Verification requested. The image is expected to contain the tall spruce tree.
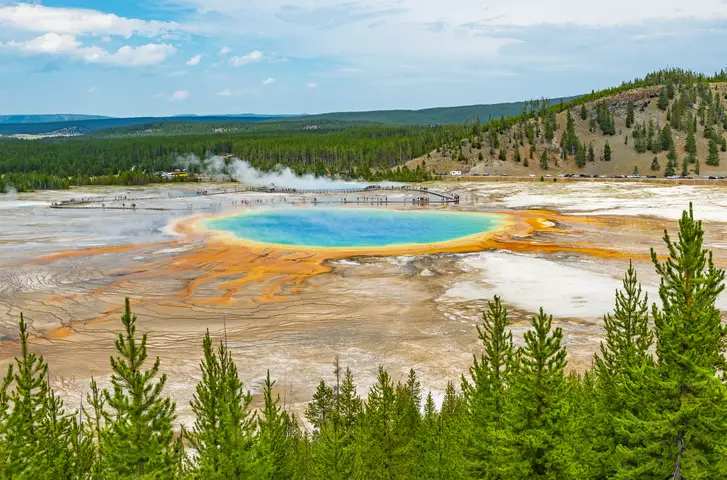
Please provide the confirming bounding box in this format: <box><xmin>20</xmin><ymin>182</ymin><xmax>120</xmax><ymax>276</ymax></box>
<box><xmin>594</xmin><ymin>263</ymin><xmax>654</xmax><ymax>476</ymax></box>
<box><xmin>625</xmin><ymin>205</ymin><xmax>727</xmax><ymax>478</ymax></box>
<box><xmin>253</xmin><ymin>370</ymin><xmax>298</xmax><ymax>479</ymax></box>
<box><xmin>463</xmin><ymin>296</ymin><xmax>515</xmax><ymax>477</ymax></box>
<box><xmin>4</xmin><ymin>314</ymin><xmax>50</xmax><ymax>477</ymax></box>
<box><xmin>189</xmin><ymin>330</ymin><xmax>255</xmax><ymax>479</ymax></box>
<box><xmin>500</xmin><ymin>308</ymin><xmax>580</xmax><ymax>479</ymax></box>
<box><xmin>102</xmin><ymin>298</ymin><xmax>179</xmax><ymax>479</ymax></box>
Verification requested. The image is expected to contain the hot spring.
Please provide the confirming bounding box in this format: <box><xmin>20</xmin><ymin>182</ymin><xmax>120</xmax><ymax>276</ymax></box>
<box><xmin>203</xmin><ymin>208</ymin><xmax>503</xmax><ymax>248</ymax></box>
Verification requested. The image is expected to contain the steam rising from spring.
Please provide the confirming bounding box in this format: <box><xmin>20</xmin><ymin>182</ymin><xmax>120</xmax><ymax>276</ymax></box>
<box><xmin>176</xmin><ymin>154</ymin><xmax>376</xmax><ymax>190</ymax></box>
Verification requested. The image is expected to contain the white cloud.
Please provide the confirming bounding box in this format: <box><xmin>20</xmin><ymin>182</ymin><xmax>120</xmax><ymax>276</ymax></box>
<box><xmin>219</xmin><ymin>45</ymin><xmax>232</xmax><ymax>55</ymax></box>
<box><xmin>217</xmin><ymin>89</ymin><xmax>233</xmax><ymax>96</ymax></box>
<box><xmin>306</xmin><ymin>82</ymin><xmax>318</xmax><ymax>89</ymax></box>
<box><xmin>3</xmin><ymin>34</ymin><xmax>176</xmax><ymax>67</ymax></box>
<box><xmin>262</xmin><ymin>77</ymin><xmax>275</xmax><ymax>85</ymax></box>
<box><xmin>0</xmin><ymin>4</ymin><xmax>177</xmax><ymax>38</ymax></box>
<box><xmin>169</xmin><ymin>90</ymin><xmax>190</xmax><ymax>101</ymax></box>
<box><xmin>7</xmin><ymin>32</ymin><xmax>80</xmax><ymax>54</ymax></box>
<box><xmin>186</xmin><ymin>53</ymin><xmax>202</xmax><ymax>66</ymax></box>
<box><xmin>229</xmin><ymin>50</ymin><xmax>263</xmax><ymax>66</ymax></box>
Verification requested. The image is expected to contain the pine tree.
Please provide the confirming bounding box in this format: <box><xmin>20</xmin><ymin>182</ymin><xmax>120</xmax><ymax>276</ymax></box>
<box><xmin>721</xmin><ymin>136</ymin><xmax>727</xmax><ymax>152</ymax></box>
<box><xmin>664</xmin><ymin>158</ymin><xmax>676</xmax><ymax>177</ymax></box>
<box><xmin>354</xmin><ymin>366</ymin><xmax>415</xmax><ymax>479</ymax></box>
<box><xmin>594</xmin><ymin>263</ymin><xmax>654</xmax><ymax>476</ymax></box>
<box><xmin>651</xmin><ymin>156</ymin><xmax>660</xmax><ymax>171</ymax></box>
<box><xmin>575</xmin><ymin>141</ymin><xmax>586</xmax><ymax>168</ymax></box>
<box><xmin>539</xmin><ymin>149</ymin><xmax>548</xmax><ymax>170</ymax></box>
<box><xmin>464</xmin><ymin>296</ymin><xmax>515</xmax><ymax>477</ymax></box>
<box><xmin>681</xmin><ymin>157</ymin><xmax>689</xmax><ymax>176</ymax></box>
<box><xmin>498</xmin><ymin>149</ymin><xmax>506</xmax><ymax>161</ymax></box>
<box><xmin>707</xmin><ymin>139</ymin><xmax>720</xmax><ymax>166</ymax></box>
<box><xmin>625</xmin><ymin>205</ymin><xmax>727</xmax><ymax>478</ymax></box>
<box><xmin>102</xmin><ymin>298</ymin><xmax>179</xmax><ymax>479</ymax></box>
<box><xmin>499</xmin><ymin>309</ymin><xmax>580</xmax><ymax>478</ymax></box>
<box><xmin>658</xmin><ymin>88</ymin><xmax>669</xmax><ymax>111</ymax></box>
<box><xmin>626</xmin><ymin>101</ymin><xmax>635</xmax><ymax>128</ymax></box>
<box><xmin>189</xmin><ymin>330</ymin><xmax>255</xmax><ymax>479</ymax></box>
<box><xmin>686</xmin><ymin>121</ymin><xmax>697</xmax><ymax>163</ymax></box>
<box><xmin>83</xmin><ymin>378</ymin><xmax>107</xmax><ymax>477</ymax></box>
<box><xmin>604</xmin><ymin>141</ymin><xmax>612</xmax><ymax>161</ymax></box>
<box><xmin>420</xmin><ymin>384</ymin><xmax>466</xmax><ymax>479</ymax></box>
<box><xmin>4</xmin><ymin>314</ymin><xmax>50</xmax><ymax>477</ymax></box>
<box><xmin>580</xmin><ymin>103</ymin><xmax>587</xmax><ymax>120</ymax></box>
<box><xmin>588</xmin><ymin>143</ymin><xmax>595</xmax><ymax>162</ymax></box>
<box><xmin>253</xmin><ymin>370</ymin><xmax>297</xmax><ymax>479</ymax></box>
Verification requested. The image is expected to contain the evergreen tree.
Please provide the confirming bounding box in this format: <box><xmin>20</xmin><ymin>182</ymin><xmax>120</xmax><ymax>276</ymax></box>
<box><xmin>499</xmin><ymin>309</ymin><xmax>580</xmax><ymax>478</ymax></box>
<box><xmin>498</xmin><ymin>149</ymin><xmax>506</xmax><ymax>161</ymax></box>
<box><xmin>253</xmin><ymin>371</ymin><xmax>297</xmax><ymax>479</ymax></box>
<box><xmin>420</xmin><ymin>384</ymin><xmax>467</xmax><ymax>479</ymax></box>
<box><xmin>189</xmin><ymin>330</ymin><xmax>255</xmax><ymax>479</ymax></box>
<box><xmin>721</xmin><ymin>136</ymin><xmax>727</xmax><ymax>152</ymax></box>
<box><xmin>658</xmin><ymin>88</ymin><xmax>669</xmax><ymax>111</ymax></box>
<box><xmin>651</xmin><ymin>156</ymin><xmax>660</xmax><ymax>171</ymax></box>
<box><xmin>464</xmin><ymin>296</ymin><xmax>515</xmax><ymax>477</ymax></box>
<box><xmin>625</xmin><ymin>205</ymin><xmax>727</xmax><ymax>478</ymax></box>
<box><xmin>681</xmin><ymin>157</ymin><xmax>689</xmax><ymax>177</ymax></box>
<box><xmin>353</xmin><ymin>367</ymin><xmax>404</xmax><ymax>479</ymax></box>
<box><xmin>707</xmin><ymin>139</ymin><xmax>720</xmax><ymax>166</ymax></box>
<box><xmin>580</xmin><ymin>103</ymin><xmax>587</xmax><ymax>120</ymax></box>
<box><xmin>626</xmin><ymin>101</ymin><xmax>635</xmax><ymax>128</ymax></box>
<box><xmin>575</xmin><ymin>141</ymin><xmax>586</xmax><ymax>168</ymax></box>
<box><xmin>540</xmin><ymin>149</ymin><xmax>548</xmax><ymax>170</ymax></box>
<box><xmin>588</xmin><ymin>143</ymin><xmax>595</xmax><ymax>162</ymax></box>
<box><xmin>604</xmin><ymin>141</ymin><xmax>612</xmax><ymax>161</ymax></box>
<box><xmin>4</xmin><ymin>314</ymin><xmax>50</xmax><ymax>477</ymax></box>
<box><xmin>102</xmin><ymin>298</ymin><xmax>179</xmax><ymax>479</ymax></box>
<box><xmin>686</xmin><ymin>121</ymin><xmax>697</xmax><ymax>163</ymax></box>
<box><xmin>594</xmin><ymin>263</ymin><xmax>654</xmax><ymax>476</ymax></box>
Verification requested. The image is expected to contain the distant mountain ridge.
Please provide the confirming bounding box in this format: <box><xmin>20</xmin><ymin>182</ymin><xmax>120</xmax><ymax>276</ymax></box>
<box><xmin>0</xmin><ymin>114</ymin><xmax>110</xmax><ymax>124</ymax></box>
<box><xmin>293</xmin><ymin>98</ymin><xmax>578</xmax><ymax>125</ymax></box>
<box><xmin>0</xmin><ymin>98</ymin><xmax>578</xmax><ymax>136</ymax></box>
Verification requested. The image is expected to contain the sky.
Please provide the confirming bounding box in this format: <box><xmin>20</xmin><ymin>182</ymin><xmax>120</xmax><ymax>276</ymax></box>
<box><xmin>0</xmin><ymin>1</ymin><xmax>726</xmax><ymax>116</ymax></box>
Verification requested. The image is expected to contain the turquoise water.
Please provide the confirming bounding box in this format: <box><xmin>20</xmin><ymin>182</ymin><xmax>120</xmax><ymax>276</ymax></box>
<box><xmin>204</xmin><ymin>208</ymin><xmax>501</xmax><ymax>248</ymax></box>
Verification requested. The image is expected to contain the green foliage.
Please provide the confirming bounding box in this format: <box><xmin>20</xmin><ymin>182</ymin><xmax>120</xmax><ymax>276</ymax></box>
<box><xmin>604</xmin><ymin>141</ymin><xmax>612</xmax><ymax>161</ymax></box>
<box><xmin>658</xmin><ymin>88</ymin><xmax>670</xmax><ymax>111</ymax></box>
<box><xmin>188</xmin><ymin>330</ymin><xmax>255</xmax><ymax>479</ymax></box>
<box><xmin>103</xmin><ymin>298</ymin><xmax>180</xmax><ymax>479</ymax></box>
<box><xmin>651</xmin><ymin>156</ymin><xmax>660</xmax><ymax>171</ymax></box>
<box><xmin>708</xmin><ymin>139</ymin><xmax>720</xmax><ymax>166</ymax></box>
<box><xmin>626</xmin><ymin>101</ymin><xmax>635</xmax><ymax>128</ymax></box>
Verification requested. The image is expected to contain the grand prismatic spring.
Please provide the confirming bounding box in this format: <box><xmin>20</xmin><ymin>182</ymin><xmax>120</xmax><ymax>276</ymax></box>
<box><xmin>2</xmin><ymin>181</ymin><xmax>727</xmax><ymax>423</ymax></box>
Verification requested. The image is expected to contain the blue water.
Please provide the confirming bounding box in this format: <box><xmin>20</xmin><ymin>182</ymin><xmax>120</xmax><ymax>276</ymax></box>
<box><xmin>205</xmin><ymin>208</ymin><xmax>501</xmax><ymax>248</ymax></box>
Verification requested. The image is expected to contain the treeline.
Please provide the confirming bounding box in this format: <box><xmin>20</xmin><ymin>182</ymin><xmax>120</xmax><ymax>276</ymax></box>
<box><xmin>1</xmin><ymin>205</ymin><xmax>727</xmax><ymax>478</ymax></box>
<box><xmin>0</xmin><ymin>171</ymin><xmax>196</xmax><ymax>194</ymax></box>
<box><xmin>0</xmin><ymin>125</ymin><xmax>470</xmax><ymax>187</ymax></box>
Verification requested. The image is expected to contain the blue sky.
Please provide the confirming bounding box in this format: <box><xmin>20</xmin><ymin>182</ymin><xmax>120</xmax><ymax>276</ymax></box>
<box><xmin>1</xmin><ymin>0</ymin><xmax>726</xmax><ymax>116</ymax></box>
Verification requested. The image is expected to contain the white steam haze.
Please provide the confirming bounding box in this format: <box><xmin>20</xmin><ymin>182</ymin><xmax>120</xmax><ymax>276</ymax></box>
<box><xmin>175</xmin><ymin>154</ymin><xmax>391</xmax><ymax>190</ymax></box>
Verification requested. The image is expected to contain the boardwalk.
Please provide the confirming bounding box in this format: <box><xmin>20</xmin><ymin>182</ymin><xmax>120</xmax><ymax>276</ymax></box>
<box><xmin>50</xmin><ymin>185</ymin><xmax>459</xmax><ymax>210</ymax></box>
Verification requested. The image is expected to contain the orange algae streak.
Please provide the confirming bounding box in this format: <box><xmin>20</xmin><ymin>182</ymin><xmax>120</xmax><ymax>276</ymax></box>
<box><xmin>36</xmin><ymin>207</ymin><xmax>639</xmax><ymax>342</ymax></box>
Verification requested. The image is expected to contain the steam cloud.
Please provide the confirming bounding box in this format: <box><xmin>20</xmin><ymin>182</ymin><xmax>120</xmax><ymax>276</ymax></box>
<box><xmin>175</xmin><ymin>154</ymin><xmax>384</xmax><ymax>190</ymax></box>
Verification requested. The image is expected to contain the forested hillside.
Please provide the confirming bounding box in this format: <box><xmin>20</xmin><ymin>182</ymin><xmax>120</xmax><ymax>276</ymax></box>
<box><xmin>2</xmin><ymin>205</ymin><xmax>727</xmax><ymax>478</ymax></box>
<box><xmin>415</xmin><ymin>68</ymin><xmax>727</xmax><ymax>177</ymax></box>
